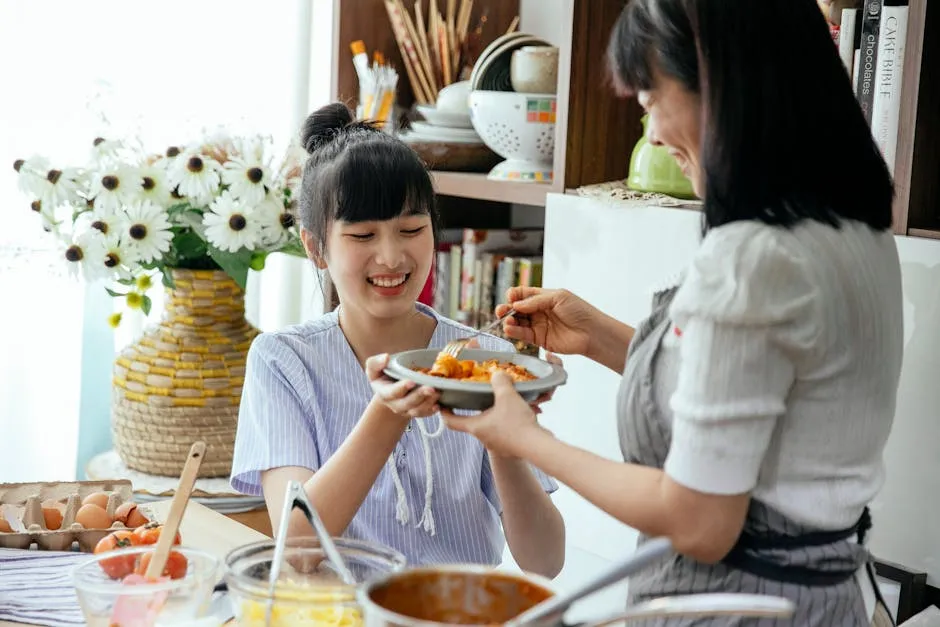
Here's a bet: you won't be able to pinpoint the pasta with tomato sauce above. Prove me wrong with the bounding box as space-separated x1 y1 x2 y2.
415 352 537 383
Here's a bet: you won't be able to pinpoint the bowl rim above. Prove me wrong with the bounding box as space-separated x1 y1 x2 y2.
356 564 559 627
223 537 407 604
71 545 222 595
384 348 567 394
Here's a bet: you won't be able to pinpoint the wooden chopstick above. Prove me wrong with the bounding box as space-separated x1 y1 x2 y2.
505 15 520 35
384 0 434 104
396 0 438 99
414 0 434 91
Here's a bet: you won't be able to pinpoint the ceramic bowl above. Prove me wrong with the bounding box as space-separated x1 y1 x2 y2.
510 45 559 94
384 348 567 411
469 90 557 183
470 34 550 92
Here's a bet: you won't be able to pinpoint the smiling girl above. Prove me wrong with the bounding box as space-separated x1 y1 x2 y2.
229 103 564 576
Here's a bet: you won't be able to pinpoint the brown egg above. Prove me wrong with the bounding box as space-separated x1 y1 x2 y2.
42 507 63 530
75 503 111 529
82 491 111 510
112 501 149 528
0 518 12 533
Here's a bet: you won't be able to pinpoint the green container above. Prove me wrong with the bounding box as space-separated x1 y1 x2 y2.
627 115 697 200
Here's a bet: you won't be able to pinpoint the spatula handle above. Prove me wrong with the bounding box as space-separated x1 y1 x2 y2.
144 441 206 579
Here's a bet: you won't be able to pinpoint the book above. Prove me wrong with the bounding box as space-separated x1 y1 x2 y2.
839 8 861 79
870 0 909 175
856 0 884 123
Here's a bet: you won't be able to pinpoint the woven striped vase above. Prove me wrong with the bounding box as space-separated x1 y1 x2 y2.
111 269 259 478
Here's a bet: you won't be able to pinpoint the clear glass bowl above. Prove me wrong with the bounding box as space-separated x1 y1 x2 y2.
72 545 222 627
224 537 407 627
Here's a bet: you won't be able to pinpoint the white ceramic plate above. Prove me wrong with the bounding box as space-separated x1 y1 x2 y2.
416 105 473 129
410 121 480 140
384 348 567 411
400 131 484 145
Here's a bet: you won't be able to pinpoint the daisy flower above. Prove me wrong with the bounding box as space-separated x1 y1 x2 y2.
13 155 51 199
169 150 221 206
132 165 172 207
88 168 134 214
93 231 141 280
60 230 108 282
119 200 173 263
222 157 271 207
90 137 127 167
203 192 261 253
38 167 83 209
256 194 296 248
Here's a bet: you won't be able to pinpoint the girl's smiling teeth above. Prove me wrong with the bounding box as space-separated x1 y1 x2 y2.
368 273 410 287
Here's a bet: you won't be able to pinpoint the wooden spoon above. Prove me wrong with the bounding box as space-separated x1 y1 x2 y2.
145 441 205 578
109 442 206 627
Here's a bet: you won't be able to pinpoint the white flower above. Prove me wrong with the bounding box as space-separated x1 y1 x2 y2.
203 192 261 253
90 138 127 167
38 167 84 209
256 194 296 248
14 155 50 199
169 151 221 206
222 157 271 206
75 204 121 241
119 200 173 263
131 165 172 207
60 230 108 282
88 168 135 214
96 231 141 280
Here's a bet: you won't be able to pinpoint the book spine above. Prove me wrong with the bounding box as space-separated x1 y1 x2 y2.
856 0 884 124
870 2 909 175
839 9 860 76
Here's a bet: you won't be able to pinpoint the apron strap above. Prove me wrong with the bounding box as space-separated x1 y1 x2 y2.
721 507 872 587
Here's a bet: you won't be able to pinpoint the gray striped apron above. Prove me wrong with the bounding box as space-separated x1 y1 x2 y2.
617 286 891 627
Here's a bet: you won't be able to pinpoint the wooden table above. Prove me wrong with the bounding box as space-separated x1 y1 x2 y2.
0 500 267 627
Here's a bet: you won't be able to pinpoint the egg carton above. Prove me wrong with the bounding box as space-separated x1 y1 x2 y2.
0 479 153 552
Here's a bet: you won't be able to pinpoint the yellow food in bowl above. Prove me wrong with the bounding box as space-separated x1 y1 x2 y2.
235 582 362 627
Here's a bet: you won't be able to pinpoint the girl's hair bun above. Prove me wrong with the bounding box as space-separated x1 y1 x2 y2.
301 102 355 154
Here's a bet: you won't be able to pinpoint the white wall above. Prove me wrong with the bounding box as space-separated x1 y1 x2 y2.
532 192 940 606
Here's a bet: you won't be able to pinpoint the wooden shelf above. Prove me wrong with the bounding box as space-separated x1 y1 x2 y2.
430 171 559 206
907 228 940 240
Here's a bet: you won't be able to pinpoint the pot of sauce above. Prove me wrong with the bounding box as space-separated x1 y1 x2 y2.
356 548 794 627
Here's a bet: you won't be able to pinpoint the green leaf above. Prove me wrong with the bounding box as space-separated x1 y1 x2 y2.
207 245 253 290
105 287 126 298
161 267 175 289
116 277 136 286
141 295 152 316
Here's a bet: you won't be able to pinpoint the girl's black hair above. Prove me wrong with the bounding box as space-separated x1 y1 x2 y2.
607 0 894 233
298 102 439 255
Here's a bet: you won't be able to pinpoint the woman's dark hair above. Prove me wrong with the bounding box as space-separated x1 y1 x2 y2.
608 0 894 232
298 102 439 255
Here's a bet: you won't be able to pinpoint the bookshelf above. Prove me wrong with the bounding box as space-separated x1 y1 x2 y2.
892 0 939 238
328 0 938 240
329 0 643 210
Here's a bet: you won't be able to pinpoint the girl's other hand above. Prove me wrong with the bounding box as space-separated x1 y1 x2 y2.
365 353 440 419
496 287 597 357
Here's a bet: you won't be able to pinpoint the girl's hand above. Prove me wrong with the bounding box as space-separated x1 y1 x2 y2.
441 371 550 458
496 287 598 357
365 353 440 419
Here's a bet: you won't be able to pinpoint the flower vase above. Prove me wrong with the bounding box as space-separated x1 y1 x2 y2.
111 269 259 478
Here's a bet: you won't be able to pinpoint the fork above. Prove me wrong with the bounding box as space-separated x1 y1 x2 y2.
441 308 517 359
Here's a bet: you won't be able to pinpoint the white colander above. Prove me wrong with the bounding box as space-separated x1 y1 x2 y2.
468 90 556 183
